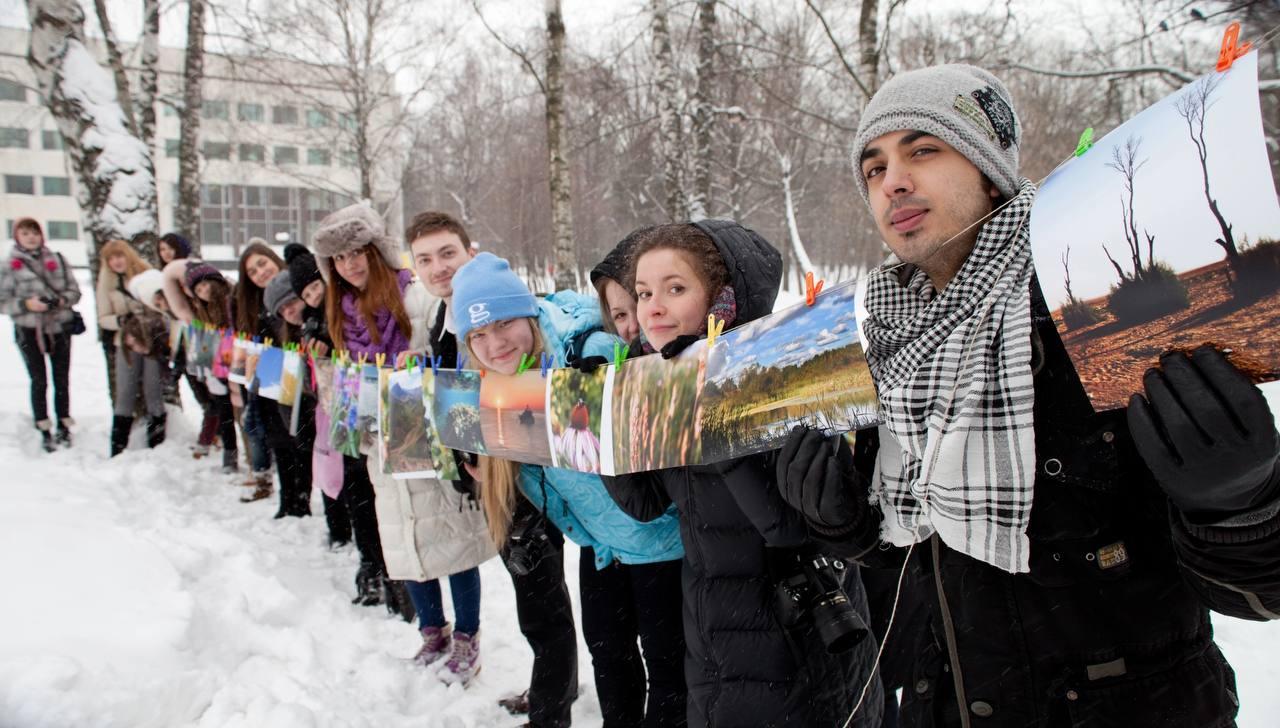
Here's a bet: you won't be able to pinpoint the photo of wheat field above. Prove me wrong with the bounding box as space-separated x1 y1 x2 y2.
433 370 486 455
480 371 553 467
700 281 880 463
547 367 607 474
611 342 706 473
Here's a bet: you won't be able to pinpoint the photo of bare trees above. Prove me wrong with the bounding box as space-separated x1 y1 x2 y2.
1032 53 1280 410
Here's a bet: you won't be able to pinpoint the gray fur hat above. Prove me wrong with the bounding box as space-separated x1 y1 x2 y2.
310 202 403 282
852 64 1020 205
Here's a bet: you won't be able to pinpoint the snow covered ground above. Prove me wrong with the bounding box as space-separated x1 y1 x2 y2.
0 271 1277 728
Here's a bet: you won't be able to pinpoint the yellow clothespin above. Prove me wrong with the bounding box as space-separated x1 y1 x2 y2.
375 352 386 369
263 337 274 348
706 314 725 348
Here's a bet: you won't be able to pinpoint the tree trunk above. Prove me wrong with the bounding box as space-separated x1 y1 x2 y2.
651 0 686 221
779 152 815 277
857 0 880 100
27 0 159 281
545 0 578 291
689 0 716 220
92 0 137 138
138 0 160 153
175 0 205 254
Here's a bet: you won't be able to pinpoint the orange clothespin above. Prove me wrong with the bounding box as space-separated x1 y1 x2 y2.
706 314 725 348
804 271 824 306
1217 21 1252 72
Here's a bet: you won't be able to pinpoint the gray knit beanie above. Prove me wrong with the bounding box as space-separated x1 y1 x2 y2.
310 202 403 282
263 269 300 316
852 64 1020 204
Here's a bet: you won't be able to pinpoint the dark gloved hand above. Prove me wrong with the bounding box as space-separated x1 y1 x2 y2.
660 334 701 360
1127 345 1280 515
569 355 609 374
775 425 867 533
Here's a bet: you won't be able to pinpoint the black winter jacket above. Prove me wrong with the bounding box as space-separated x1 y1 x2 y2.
823 280 1280 728
603 220 883 728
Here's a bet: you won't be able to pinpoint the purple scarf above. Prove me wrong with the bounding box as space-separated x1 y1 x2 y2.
639 285 737 355
340 268 412 357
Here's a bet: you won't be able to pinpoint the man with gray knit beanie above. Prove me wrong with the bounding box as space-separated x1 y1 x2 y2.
774 64 1280 727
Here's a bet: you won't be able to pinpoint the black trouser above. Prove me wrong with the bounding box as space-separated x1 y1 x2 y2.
580 551 687 728
506 499 578 728
210 388 238 468
341 454 385 573
322 492 352 545
265 403 312 518
16 326 71 425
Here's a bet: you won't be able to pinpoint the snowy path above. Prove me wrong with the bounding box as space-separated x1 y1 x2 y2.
0 273 1276 727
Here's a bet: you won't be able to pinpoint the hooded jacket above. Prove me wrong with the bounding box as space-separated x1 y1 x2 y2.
517 294 684 569
602 219 883 728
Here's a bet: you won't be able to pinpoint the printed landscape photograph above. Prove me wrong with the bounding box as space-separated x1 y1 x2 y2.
611 340 706 473
700 280 880 463
228 338 249 384
480 371 553 467
422 370 461 481
433 370 487 455
255 346 284 401
279 349 301 408
328 365 361 458
1031 52 1280 410
547 367 607 474
384 368 441 479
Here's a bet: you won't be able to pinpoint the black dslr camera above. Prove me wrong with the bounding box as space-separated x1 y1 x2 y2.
300 315 324 343
504 508 553 577
773 553 867 654
39 295 61 308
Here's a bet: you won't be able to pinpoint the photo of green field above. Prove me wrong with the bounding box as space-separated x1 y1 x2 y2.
610 344 705 473
699 281 880 463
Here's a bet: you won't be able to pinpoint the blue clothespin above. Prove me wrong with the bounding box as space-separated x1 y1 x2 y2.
1074 128 1094 157
540 352 554 377
456 354 468 371
429 355 442 375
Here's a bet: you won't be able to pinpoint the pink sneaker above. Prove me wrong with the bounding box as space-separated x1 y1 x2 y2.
413 624 452 667
442 631 480 686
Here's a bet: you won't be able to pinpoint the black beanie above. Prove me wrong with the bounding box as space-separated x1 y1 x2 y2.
590 225 656 289
285 243 322 296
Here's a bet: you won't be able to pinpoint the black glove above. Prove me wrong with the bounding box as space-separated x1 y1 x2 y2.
660 334 701 360
1127 345 1280 515
775 425 866 534
569 355 609 374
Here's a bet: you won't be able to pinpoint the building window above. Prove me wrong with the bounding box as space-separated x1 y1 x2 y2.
339 112 357 131
4 175 35 194
274 146 298 165
239 143 264 162
42 130 64 150
272 105 298 125
42 176 71 196
165 138 180 158
202 100 229 120
0 127 29 148
0 79 25 102
339 148 358 167
163 102 179 117
202 141 232 160
306 109 331 128
238 102 264 122
306 148 331 166
46 221 78 239
269 187 291 208
201 221 224 246
202 184 225 206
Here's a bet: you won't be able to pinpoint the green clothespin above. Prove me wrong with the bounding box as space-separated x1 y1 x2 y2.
516 352 536 375
1074 127 1094 157
613 341 627 367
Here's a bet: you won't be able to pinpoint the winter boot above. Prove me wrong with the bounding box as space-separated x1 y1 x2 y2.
240 478 273 503
55 417 74 448
441 631 480 686
146 414 166 448
221 446 240 475
412 623 452 667
110 416 133 457
384 578 416 622
499 691 530 716
352 561 385 607
36 420 56 453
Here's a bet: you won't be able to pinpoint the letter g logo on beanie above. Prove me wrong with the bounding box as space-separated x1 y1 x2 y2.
469 302 491 326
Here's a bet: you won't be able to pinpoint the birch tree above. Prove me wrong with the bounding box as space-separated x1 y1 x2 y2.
651 0 687 221
544 0 578 290
689 0 717 219
27 0 159 273
174 0 206 252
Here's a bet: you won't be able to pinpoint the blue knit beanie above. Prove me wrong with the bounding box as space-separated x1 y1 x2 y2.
451 252 539 342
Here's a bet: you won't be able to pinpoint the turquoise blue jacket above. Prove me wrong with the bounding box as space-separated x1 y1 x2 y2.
517 291 684 569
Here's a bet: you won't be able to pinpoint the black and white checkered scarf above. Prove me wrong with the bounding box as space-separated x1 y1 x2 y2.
862 179 1037 573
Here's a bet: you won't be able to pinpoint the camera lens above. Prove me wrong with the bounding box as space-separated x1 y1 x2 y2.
811 592 868 654
506 549 534 577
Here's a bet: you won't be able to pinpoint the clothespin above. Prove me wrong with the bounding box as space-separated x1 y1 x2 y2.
1074 127 1094 157
540 352 554 377
706 314 725 348
357 352 368 367
613 341 627 367
804 271 824 307
407 354 419 371
456 354 468 371
429 354 442 374
1217 21 1251 72
263 337 274 348
516 353 535 375
375 352 386 369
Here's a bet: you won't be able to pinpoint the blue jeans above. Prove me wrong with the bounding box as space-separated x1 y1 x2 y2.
404 567 481 634
242 393 272 473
